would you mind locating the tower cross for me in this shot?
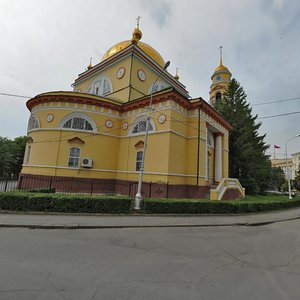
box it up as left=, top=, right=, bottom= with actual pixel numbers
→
left=136, top=16, right=141, bottom=28
left=219, top=46, right=223, bottom=65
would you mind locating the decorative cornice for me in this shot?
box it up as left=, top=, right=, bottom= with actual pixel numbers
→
left=26, top=90, right=232, bottom=131
left=134, top=140, right=144, bottom=148
left=68, top=137, right=85, bottom=145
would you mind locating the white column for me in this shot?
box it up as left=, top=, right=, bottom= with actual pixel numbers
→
left=215, top=134, right=222, bottom=182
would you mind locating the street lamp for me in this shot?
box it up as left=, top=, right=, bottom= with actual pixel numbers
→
left=134, top=61, right=170, bottom=210
left=285, top=133, right=300, bottom=199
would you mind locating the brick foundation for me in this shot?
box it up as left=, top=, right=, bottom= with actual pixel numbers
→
left=18, top=173, right=211, bottom=199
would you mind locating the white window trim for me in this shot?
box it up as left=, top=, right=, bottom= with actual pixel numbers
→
left=68, top=147, right=81, bottom=168
left=27, top=114, right=40, bottom=132
left=86, top=76, right=113, bottom=96
left=129, top=116, right=156, bottom=136
left=136, top=151, right=143, bottom=171
left=59, top=112, right=97, bottom=132
left=148, top=80, right=168, bottom=94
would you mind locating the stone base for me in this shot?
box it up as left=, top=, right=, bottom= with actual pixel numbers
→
left=18, top=173, right=210, bottom=199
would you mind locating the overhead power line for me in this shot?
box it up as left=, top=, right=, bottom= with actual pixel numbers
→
left=257, top=111, right=300, bottom=119
left=2, top=91, right=300, bottom=121
left=0, top=92, right=32, bottom=99
left=252, top=96, right=300, bottom=106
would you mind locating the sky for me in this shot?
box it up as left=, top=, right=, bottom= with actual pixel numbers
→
left=0, top=0, right=300, bottom=157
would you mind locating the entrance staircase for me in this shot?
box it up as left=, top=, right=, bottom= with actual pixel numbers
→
left=210, top=178, right=245, bottom=200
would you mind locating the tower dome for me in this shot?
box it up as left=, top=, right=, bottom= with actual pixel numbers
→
left=210, top=46, right=232, bottom=105
left=211, top=46, right=231, bottom=79
left=102, top=22, right=165, bottom=67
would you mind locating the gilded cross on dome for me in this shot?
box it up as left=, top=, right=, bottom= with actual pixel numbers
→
left=219, top=46, right=223, bottom=65
left=136, top=16, right=141, bottom=28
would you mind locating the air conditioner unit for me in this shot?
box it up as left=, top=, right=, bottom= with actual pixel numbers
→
left=82, top=157, right=93, bottom=168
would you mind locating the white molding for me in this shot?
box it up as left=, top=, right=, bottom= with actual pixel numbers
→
left=30, top=100, right=227, bottom=135
left=129, top=115, right=157, bottom=136
left=59, top=112, right=98, bottom=132
left=26, top=128, right=207, bottom=141
left=32, top=106, right=122, bottom=119
left=27, top=114, right=40, bottom=132
left=23, top=164, right=206, bottom=178
left=86, top=75, right=113, bottom=96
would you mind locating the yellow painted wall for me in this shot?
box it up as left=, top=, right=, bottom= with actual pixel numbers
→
left=74, top=56, right=132, bottom=103
left=23, top=92, right=229, bottom=187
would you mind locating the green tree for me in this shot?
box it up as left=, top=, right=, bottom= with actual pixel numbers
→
left=269, top=167, right=286, bottom=191
left=293, top=164, right=300, bottom=191
left=213, top=79, right=271, bottom=194
left=10, top=136, right=27, bottom=176
left=0, top=137, right=13, bottom=177
left=0, top=136, right=26, bottom=177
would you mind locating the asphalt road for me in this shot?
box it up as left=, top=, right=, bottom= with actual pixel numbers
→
left=1, top=220, right=300, bottom=300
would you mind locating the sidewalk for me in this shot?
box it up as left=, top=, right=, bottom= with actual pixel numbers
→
left=1, top=207, right=300, bottom=229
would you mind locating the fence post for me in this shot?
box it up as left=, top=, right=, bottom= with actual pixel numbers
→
left=149, top=181, right=152, bottom=198
left=90, top=179, right=94, bottom=195
left=128, top=181, right=132, bottom=197
left=18, top=175, right=23, bottom=190
left=4, top=179, right=8, bottom=192
left=166, top=181, right=169, bottom=198
left=49, top=177, right=53, bottom=191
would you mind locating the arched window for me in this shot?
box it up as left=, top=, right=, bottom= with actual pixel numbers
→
left=148, top=81, right=168, bottom=94
left=87, top=76, right=112, bottom=96
left=68, top=147, right=80, bottom=168
left=60, top=113, right=96, bottom=132
left=216, top=92, right=222, bottom=101
left=136, top=151, right=143, bottom=171
left=130, top=117, right=155, bottom=135
left=27, top=115, right=40, bottom=131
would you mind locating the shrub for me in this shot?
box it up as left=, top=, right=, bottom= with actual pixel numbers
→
left=143, top=197, right=300, bottom=214
left=0, top=192, right=132, bottom=214
left=28, top=188, right=56, bottom=193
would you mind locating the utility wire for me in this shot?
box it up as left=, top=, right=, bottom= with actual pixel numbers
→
left=257, top=111, right=300, bottom=119
left=2, top=90, right=300, bottom=107
left=252, top=96, right=300, bottom=106
left=0, top=92, right=32, bottom=99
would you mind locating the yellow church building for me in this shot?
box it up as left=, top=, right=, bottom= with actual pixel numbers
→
left=20, top=22, right=245, bottom=200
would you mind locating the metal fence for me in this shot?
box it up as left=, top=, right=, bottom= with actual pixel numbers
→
left=0, top=178, right=19, bottom=192
left=17, top=175, right=134, bottom=196
left=0, top=175, right=175, bottom=198
left=0, top=175, right=210, bottom=199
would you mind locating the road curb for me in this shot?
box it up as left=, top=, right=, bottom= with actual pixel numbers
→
left=1, top=216, right=299, bottom=229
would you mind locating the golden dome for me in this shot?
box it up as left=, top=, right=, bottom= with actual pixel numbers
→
left=102, top=40, right=165, bottom=67
left=215, top=64, right=230, bottom=72
left=213, top=46, right=231, bottom=74
left=102, top=22, right=165, bottom=67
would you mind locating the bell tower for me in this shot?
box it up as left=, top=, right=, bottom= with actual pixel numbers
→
left=210, top=46, right=232, bottom=105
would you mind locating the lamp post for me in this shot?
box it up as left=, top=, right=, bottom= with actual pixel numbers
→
left=134, top=61, right=170, bottom=210
left=285, top=134, right=300, bottom=199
